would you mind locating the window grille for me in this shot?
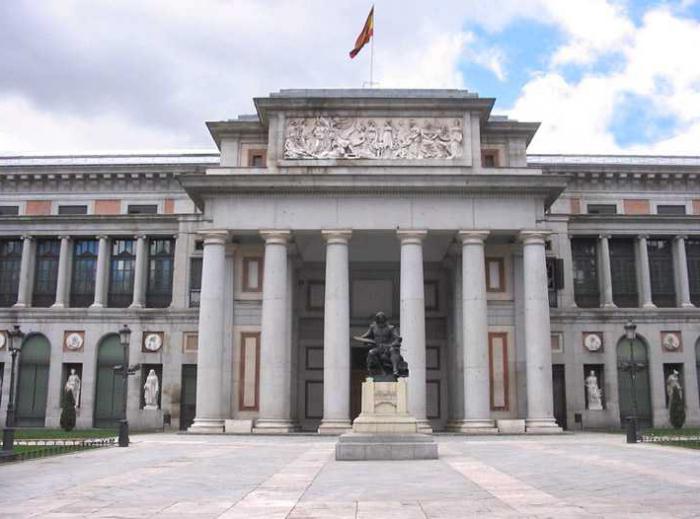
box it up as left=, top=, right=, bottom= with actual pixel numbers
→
left=572, top=238, right=599, bottom=307
left=108, top=239, right=135, bottom=308
left=189, top=257, right=202, bottom=308
left=610, top=239, right=638, bottom=307
left=146, top=238, right=174, bottom=308
left=648, top=238, right=675, bottom=307
left=32, top=239, right=60, bottom=307
left=686, top=239, right=700, bottom=306
left=70, top=240, right=98, bottom=307
left=0, top=239, right=22, bottom=307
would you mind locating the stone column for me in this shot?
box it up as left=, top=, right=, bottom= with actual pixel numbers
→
left=52, top=236, right=72, bottom=308
left=673, top=236, right=694, bottom=308
left=635, top=235, right=656, bottom=309
left=255, top=230, right=296, bottom=432
left=13, top=235, right=35, bottom=308
left=559, top=234, right=577, bottom=308
left=598, top=234, right=616, bottom=308
left=189, top=230, right=228, bottom=433
left=130, top=235, right=148, bottom=308
left=397, top=230, right=431, bottom=432
left=319, top=230, right=352, bottom=434
left=91, top=235, right=110, bottom=308
left=457, top=230, right=496, bottom=432
left=520, top=231, right=561, bottom=433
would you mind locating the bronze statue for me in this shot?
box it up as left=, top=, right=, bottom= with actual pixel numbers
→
left=354, top=312, right=409, bottom=380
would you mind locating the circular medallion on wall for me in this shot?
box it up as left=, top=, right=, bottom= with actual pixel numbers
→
left=64, top=332, right=84, bottom=351
left=661, top=331, right=681, bottom=351
left=143, top=333, right=163, bottom=352
left=583, top=332, right=603, bottom=352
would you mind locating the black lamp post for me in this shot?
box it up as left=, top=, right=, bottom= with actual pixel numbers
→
left=2, top=325, right=25, bottom=455
left=116, top=324, right=138, bottom=448
left=620, top=321, right=641, bottom=443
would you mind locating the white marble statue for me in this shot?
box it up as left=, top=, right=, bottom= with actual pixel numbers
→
left=283, top=117, right=463, bottom=160
left=64, top=369, right=81, bottom=408
left=666, top=370, right=683, bottom=401
left=143, top=369, right=160, bottom=410
left=585, top=370, right=604, bottom=410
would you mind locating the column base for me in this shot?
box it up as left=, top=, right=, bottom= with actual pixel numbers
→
left=253, top=419, right=299, bottom=434
left=642, top=302, right=657, bottom=309
left=89, top=303, right=104, bottom=309
left=601, top=303, right=617, bottom=309
left=188, top=418, right=225, bottom=434
left=129, top=302, right=144, bottom=309
left=12, top=303, right=26, bottom=308
left=525, top=418, right=563, bottom=434
left=681, top=302, right=696, bottom=308
left=416, top=419, right=433, bottom=434
left=447, top=419, right=498, bottom=434
left=50, top=302, right=65, bottom=309
left=318, top=419, right=352, bottom=435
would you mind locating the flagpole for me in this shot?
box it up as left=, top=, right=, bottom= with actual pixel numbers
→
left=369, top=9, right=374, bottom=86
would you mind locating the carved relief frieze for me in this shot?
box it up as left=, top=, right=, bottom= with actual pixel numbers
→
left=283, top=117, right=463, bottom=160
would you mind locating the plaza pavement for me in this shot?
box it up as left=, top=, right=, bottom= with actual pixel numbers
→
left=1, top=432, right=699, bottom=518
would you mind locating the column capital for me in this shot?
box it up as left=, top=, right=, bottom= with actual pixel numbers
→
left=58, top=235, right=72, bottom=241
left=197, top=230, right=229, bottom=246
left=260, top=230, right=291, bottom=245
left=674, top=235, right=688, bottom=242
left=637, top=234, right=649, bottom=241
left=134, top=234, right=148, bottom=241
left=519, top=230, right=551, bottom=245
left=598, top=233, right=611, bottom=240
left=457, top=230, right=489, bottom=245
left=397, top=229, right=427, bottom=244
left=96, top=235, right=110, bottom=241
left=20, top=234, right=33, bottom=241
left=321, top=229, right=352, bottom=244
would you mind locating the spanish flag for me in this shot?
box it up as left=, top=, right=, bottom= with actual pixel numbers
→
left=349, top=6, right=374, bottom=59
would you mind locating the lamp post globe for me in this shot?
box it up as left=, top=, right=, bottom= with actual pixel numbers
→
left=2, top=325, right=25, bottom=455
left=118, top=324, right=132, bottom=447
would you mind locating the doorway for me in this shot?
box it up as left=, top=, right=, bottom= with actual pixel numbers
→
left=552, top=364, right=567, bottom=430
left=350, top=347, right=367, bottom=421
left=617, top=336, right=652, bottom=428
left=94, top=334, right=125, bottom=428
left=16, top=334, right=50, bottom=427
left=180, top=364, right=197, bottom=430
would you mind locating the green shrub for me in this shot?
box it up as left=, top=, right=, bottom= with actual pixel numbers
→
left=669, top=386, right=686, bottom=430
left=60, top=390, right=77, bottom=432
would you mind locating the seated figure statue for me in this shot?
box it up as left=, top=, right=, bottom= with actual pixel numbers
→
left=354, top=311, right=409, bottom=380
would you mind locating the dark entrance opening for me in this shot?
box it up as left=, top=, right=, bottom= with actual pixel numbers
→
left=180, top=364, right=197, bottom=431
left=350, top=346, right=367, bottom=421
left=552, top=364, right=567, bottom=430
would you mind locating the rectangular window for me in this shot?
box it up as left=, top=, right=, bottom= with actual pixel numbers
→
left=127, top=204, right=158, bottom=215
left=189, top=257, right=202, bottom=308
left=610, top=238, right=638, bottom=307
left=242, top=257, right=263, bottom=292
left=146, top=238, right=174, bottom=308
left=481, top=150, right=499, bottom=167
left=108, top=239, right=135, bottom=308
left=32, top=239, right=60, bottom=307
left=0, top=206, right=19, bottom=216
left=0, top=239, right=22, bottom=307
left=687, top=239, right=700, bottom=306
left=571, top=238, right=599, bottom=307
left=648, top=238, right=675, bottom=307
left=489, top=332, right=509, bottom=411
left=239, top=332, right=261, bottom=411
left=586, top=204, right=617, bottom=215
left=247, top=149, right=267, bottom=167
left=546, top=257, right=564, bottom=308
left=485, top=257, right=505, bottom=293
left=657, top=205, right=686, bottom=215
left=58, top=205, right=88, bottom=215
left=70, top=239, right=98, bottom=307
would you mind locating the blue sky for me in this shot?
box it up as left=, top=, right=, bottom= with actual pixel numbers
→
left=1, top=0, right=699, bottom=155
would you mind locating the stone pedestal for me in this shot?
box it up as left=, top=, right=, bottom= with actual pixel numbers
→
left=335, top=378, right=437, bottom=460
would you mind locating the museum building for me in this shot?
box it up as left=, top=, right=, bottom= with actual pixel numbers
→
left=0, top=89, right=699, bottom=433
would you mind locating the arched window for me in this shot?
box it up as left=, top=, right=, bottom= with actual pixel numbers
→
left=94, top=334, right=125, bottom=428
left=16, top=334, right=51, bottom=426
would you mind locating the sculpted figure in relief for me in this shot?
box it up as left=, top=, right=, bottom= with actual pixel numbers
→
left=666, top=369, right=682, bottom=401
left=585, top=370, right=603, bottom=410
left=283, top=117, right=463, bottom=160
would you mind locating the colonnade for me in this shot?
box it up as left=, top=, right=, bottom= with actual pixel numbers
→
left=189, top=228, right=560, bottom=434
left=12, top=234, right=151, bottom=309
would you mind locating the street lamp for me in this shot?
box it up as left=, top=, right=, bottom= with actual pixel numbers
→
left=2, top=325, right=25, bottom=455
left=116, top=324, right=134, bottom=447
left=620, top=320, right=640, bottom=443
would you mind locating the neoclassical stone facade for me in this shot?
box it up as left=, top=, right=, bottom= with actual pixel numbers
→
left=1, top=89, right=699, bottom=433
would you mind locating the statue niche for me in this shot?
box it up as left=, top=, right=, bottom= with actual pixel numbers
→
left=353, top=312, right=409, bottom=381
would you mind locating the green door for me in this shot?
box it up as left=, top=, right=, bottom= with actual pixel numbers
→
left=617, top=337, right=652, bottom=428
left=15, top=335, right=51, bottom=427
left=94, top=334, right=125, bottom=428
